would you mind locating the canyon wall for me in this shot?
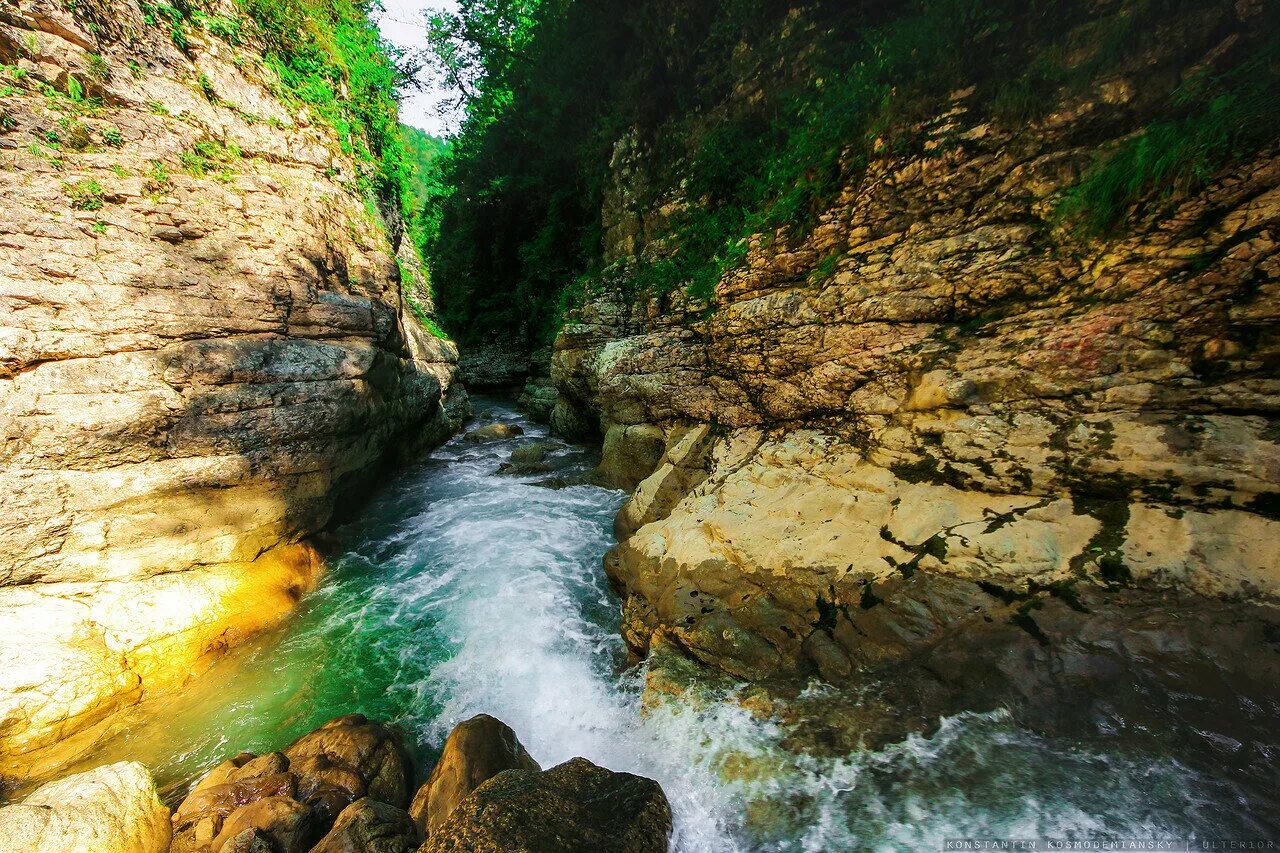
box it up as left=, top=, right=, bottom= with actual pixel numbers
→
left=0, top=0, right=464, bottom=779
left=553, top=0, right=1279, bottom=763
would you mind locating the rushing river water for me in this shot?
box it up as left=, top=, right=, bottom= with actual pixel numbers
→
left=78, top=396, right=1273, bottom=850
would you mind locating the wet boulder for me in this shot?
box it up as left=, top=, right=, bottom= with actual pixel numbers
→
left=311, top=798, right=419, bottom=853
left=463, top=423, right=524, bottom=443
left=0, top=761, right=171, bottom=853
left=171, top=714, right=412, bottom=853
left=283, top=713, right=414, bottom=812
left=408, top=714, right=540, bottom=838
left=592, top=424, right=666, bottom=491
left=497, top=441, right=554, bottom=475
left=209, top=796, right=318, bottom=853
left=422, top=757, right=671, bottom=853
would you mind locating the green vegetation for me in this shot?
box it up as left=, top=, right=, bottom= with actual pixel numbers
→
left=399, top=125, right=447, bottom=215
left=419, top=0, right=1278, bottom=348
left=197, top=72, right=217, bottom=101
left=116, top=0, right=445, bottom=333
left=85, top=53, right=110, bottom=83
left=64, top=177, right=105, bottom=210
left=229, top=0, right=412, bottom=206
left=1057, top=26, right=1280, bottom=237
left=180, top=137, right=241, bottom=179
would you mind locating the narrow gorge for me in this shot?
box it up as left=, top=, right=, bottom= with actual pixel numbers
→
left=1, top=0, right=1278, bottom=850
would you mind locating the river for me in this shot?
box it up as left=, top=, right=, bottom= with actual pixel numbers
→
left=76, top=396, right=1270, bottom=851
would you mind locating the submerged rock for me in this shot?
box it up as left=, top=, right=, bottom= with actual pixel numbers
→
left=463, top=423, right=525, bottom=443
left=497, top=442, right=555, bottom=476
left=408, top=714, right=540, bottom=839
left=0, top=761, right=170, bottom=853
left=422, top=757, right=672, bottom=853
left=171, top=714, right=412, bottom=853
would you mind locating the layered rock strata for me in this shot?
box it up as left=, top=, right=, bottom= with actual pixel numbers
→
left=0, top=0, right=464, bottom=778
left=553, top=0, right=1280, bottom=779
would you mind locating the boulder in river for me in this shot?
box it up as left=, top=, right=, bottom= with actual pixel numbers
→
left=422, top=757, right=672, bottom=853
left=497, top=441, right=555, bottom=475
left=209, top=796, right=319, bottom=853
left=464, top=423, right=525, bottom=443
left=311, top=797, right=419, bottom=853
left=171, top=714, right=412, bottom=853
left=283, top=714, right=414, bottom=813
left=0, top=761, right=170, bottom=853
left=408, top=714, right=540, bottom=838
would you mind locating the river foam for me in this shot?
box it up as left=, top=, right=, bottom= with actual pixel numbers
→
left=70, top=397, right=1264, bottom=850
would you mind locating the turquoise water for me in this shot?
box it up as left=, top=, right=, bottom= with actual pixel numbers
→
left=78, top=397, right=1273, bottom=850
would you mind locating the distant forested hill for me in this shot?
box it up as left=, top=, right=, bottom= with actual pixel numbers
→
left=400, top=124, right=448, bottom=216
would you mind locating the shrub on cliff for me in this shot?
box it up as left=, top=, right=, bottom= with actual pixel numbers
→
left=420, top=0, right=1280, bottom=347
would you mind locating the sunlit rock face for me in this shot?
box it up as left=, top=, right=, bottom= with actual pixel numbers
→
left=0, top=0, right=464, bottom=776
left=0, top=760, right=170, bottom=852
left=553, top=0, right=1280, bottom=745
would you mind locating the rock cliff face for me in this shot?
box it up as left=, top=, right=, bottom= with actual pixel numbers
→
left=553, top=0, right=1279, bottom=765
left=0, top=0, right=464, bottom=778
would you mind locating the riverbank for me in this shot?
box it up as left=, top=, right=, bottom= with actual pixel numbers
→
left=21, top=396, right=1272, bottom=849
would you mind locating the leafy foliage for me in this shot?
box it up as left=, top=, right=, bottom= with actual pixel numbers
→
left=231, top=0, right=413, bottom=206
left=399, top=124, right=448, bottom=213
left=418, top=0, right=1278, bottom=345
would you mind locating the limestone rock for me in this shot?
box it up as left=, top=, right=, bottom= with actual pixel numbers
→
left=0, top=0, right=465, bottom=776
left=457, top=344, right=530, bottom=387
left=422, top=757, right=671, bottom=853
left=171, top=714, right=412, bottom=853
left=592, top=424, right=667, bottom=491
left=311, top=798, right=419, bottom=853
left=408, top=714, right=540, bottom=839
left=549, top=0, right=1280, bottom=785
left=209, top=796, right=318, bottom=853
left=516, top=377, right=558, bottom=423
left=0, top=761, right=170, bottom=853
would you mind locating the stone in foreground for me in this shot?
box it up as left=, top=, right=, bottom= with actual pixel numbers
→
left=171, top=714, right=413, bottom=853
left=0, top=761, right=170, bottom=853
left=421, top=757, right=672, bottom=853
left=408, top=713, right=540, bottom=839
left=311, top=798, right=419, bottom=853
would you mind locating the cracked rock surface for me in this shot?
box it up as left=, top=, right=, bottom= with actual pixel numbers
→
left=551, top=0, right=1280, bottom=796
left=0, top=0, right=464, bottom=778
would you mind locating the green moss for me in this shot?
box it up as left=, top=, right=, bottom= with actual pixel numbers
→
left=814, top=597, right=839, bottom=631
left=1069, top=493, right=1132, bottom=586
